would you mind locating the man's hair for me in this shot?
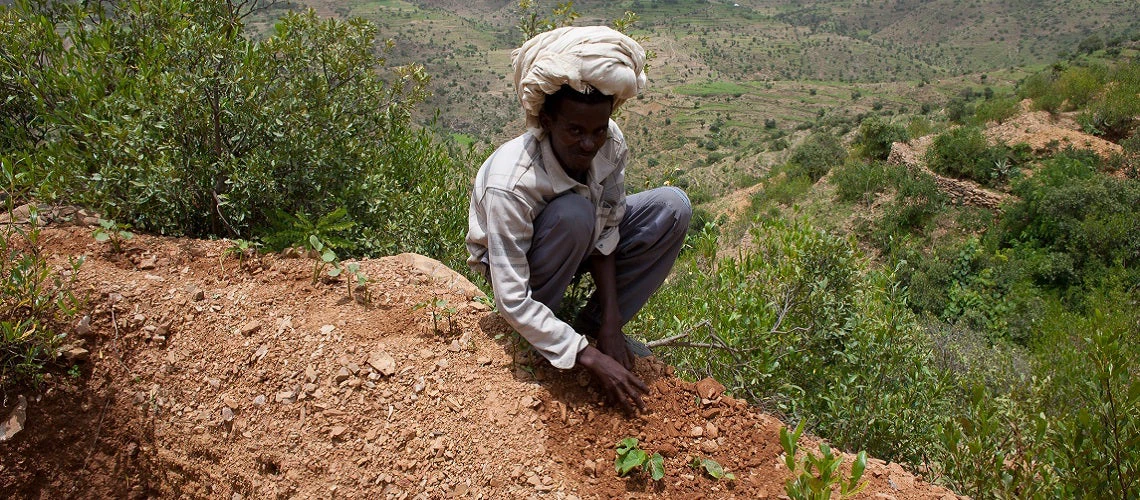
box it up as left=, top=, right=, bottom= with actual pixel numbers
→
left=541, top=84, right=615, bottom=119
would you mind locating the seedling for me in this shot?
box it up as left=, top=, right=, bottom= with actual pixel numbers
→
left=339, top=262, right=371, bottom=305
left=413, top=297, right=458, bottom=336
left=306, top=234, right=339, bottom=284
left=780, top=421, right=867, bottom=500
left=615, top=437, right=665, bottom=481
left=219, top=238, right=260, bottom=273
left=92, top=218, right=133, bottom=253
left=689, top=456, right=735, bottom=481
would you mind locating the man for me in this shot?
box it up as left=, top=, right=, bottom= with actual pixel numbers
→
left=466, top=26, right=690, bottom=411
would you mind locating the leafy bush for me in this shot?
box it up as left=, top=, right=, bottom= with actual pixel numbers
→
left=852, top=116, right=906, bottom=161
left=971, top=97, right=1020, bottom=125
left=0, top=0, right=477, bottom=268
left=633, top=217, right=950, bottom=464
left=788, top=132, right=846, bottom=182
left=1, top=160, right=83, bottom=391
left=831, top=160, right=893, bottom=206
left=925, top=127, right=1012, bottom=186
left=999, top=151, right=1140, bottom=289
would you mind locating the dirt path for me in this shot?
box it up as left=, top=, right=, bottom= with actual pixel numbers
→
left=1, top=226, right=958, bottom=499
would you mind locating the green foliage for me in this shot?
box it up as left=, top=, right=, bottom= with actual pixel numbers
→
left=853, top=116, right=906, bottom=162
left=0, top=0, right=476, bottom=269
left=635, top=217, right=949, bottom=464
left=515, top=0, right=578, bottom=41
left=2, top=162, right=83, bottom=390
left=788, top=132, right=846, bottom=182
left=831, top=160, right=893, bottom=206
left=781, top=421, right=867, bottom=500
left=91, top=218, right=134, bottom=254
left=972, top=97, right=1020, bottom=125
left=999, top=151, right=1140, bottom=289
left=614, top=438, right=664, bottom=480
left=689, top=456, right=734, bottom=481
left=925, top=126, right=1016, bottom=187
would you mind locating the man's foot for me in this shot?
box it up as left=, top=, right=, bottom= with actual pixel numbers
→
left=625, top=336, right=652, bottom=358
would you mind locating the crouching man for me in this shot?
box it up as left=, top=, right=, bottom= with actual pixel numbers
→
left=466, top=26, right=691, bottom=411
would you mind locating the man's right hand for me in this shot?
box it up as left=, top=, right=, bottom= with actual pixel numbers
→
left=577, top=345, right=649, bottom=412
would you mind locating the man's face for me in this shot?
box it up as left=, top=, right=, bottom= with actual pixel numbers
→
left=540, top=98, right=613, bottom=180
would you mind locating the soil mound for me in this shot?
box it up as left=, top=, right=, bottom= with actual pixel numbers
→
left=1, top=226, right=958, bottom=499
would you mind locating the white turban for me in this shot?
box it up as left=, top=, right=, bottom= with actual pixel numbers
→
left=511, top=26, right=647, bottom=137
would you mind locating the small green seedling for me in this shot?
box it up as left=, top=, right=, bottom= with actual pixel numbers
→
left=341, top=262, right=371, bottom=305
left=306, top=234, right=339, bottom=284
left=689, top=456, right=735, bottom=480
left=92, top=218, right=133, bottom=253
left=220, top=238, right=260, bottom=272
left=615, top=437, right=665, bottom=480
left=413, top=297, right=458, bottom=336
left=780, top=420, right=867, bottom=500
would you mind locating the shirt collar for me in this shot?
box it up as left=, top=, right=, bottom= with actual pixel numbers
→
left=538, top=134, right=619, bottom=193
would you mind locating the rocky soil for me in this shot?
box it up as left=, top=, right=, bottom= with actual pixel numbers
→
left=2, top=225, right=959, bottom=499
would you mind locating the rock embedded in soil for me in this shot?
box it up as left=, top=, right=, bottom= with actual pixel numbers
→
left=239, top=320, right=262, bottom=336
left=367, top=351, right=397, bottom=376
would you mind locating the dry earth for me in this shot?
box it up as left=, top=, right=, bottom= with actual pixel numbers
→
left=2, top=225, right=960, bottom=499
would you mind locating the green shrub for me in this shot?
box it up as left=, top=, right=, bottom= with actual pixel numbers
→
left=633, top=217, right=950, bottom=464
left=972, top=97, right=1020, bottom=125
left=831, top=160, right=893, bottom=206
left=925, top=127, right=1012, bottom=186
left=1000, top=151, right=1140, bottom=289
left=1, top=160, right=83, bottom=390
left=788, top=132, right=846, bottom=182
left=0, top=0, right=476, bottom=268
left=852, top=116, right=906, bottom=161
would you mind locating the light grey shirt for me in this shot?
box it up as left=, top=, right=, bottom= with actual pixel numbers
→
left=466, top=120, right=628, bottom=369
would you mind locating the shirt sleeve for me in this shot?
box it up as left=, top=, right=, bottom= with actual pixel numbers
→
left=594, top=129, right=628, bottom=256
left=482, top=187, right=588, bottom=369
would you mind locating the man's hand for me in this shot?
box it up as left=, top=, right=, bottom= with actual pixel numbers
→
left=596, top=320, right=634, bottom=370
left=577, top=345, right=648, bottom=412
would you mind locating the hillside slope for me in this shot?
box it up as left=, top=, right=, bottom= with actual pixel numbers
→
left=1, top=225, right=958, bottom=498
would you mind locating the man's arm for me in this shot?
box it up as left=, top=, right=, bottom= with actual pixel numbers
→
left=588, top=251, right=633, bottom=369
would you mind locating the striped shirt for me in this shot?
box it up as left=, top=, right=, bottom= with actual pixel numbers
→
left=466, top=120, right=628, bottom=369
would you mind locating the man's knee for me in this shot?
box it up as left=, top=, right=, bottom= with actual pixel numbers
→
left=661, top=186, right=692, bottom=229
left=539, top=193, right=595, bottom=237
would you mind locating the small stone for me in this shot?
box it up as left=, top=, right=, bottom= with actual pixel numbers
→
left=133, top=314, right=147, bottom=324
left=690, top=426, right=704, bottom=437
left=330, top=426, right=347, bottom=439
left=706, top=422, right=719, bottom=439
left=700, top=440, right=719, bottom=453
left=476, top=357, right=492, bottom=366
left=583, top=459, right=596, bottom=476
left=63, top=346, right=89, bottom=362
left=222, top=407, right=234, bottom=422
left=138, top=256, right=157, bottom=270
left=305, top=365, right=318, bottom=383
left=191, top=289, right=206, bottom=301
left=0, top=395, right=28, bottom=442
left=448, top=340, right=462, bottom=352
left=75, top=315, right=92, bottom=336
left=302, top=383, right=318, bottom=394
left=695, top=377, right=726, bottom=400
left=240, top=320, right=262, bottom=337
left=253, top=394, right=267, bottom=406
left=367, top=352, right=397, bottom=376
left=320, top=325, right=336, bottom=335
left=335, top=367, right=351, bottom=384
left=417, top=348, right=434, bottom=359
left=207, top=378, right=221, bottom=389
left=347, top=363, right=361, bottom=375
left=276, top=391, right=297, bottom=404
